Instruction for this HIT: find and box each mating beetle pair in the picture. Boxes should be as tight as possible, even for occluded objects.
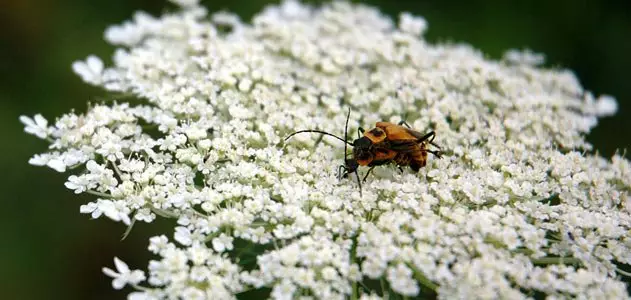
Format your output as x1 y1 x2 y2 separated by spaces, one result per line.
285 110 442 194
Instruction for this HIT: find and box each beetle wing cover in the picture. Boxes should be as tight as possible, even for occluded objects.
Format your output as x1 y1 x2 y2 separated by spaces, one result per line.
388 140 420 153
376 122 436 146
375 122 436 153
375 122 417 141
356 157 372 166
376 122 434 142
364 127 388 144
372 147 397 161
403 128 432 141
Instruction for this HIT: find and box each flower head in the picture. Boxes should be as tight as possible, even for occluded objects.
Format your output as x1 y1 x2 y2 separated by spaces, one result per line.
22 0 631 298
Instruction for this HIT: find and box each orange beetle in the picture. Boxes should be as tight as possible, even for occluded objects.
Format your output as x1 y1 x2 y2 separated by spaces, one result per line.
285 110 442 195
355 121 441 179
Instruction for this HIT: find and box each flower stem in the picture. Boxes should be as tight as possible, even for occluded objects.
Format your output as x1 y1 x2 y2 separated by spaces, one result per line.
411 267 438 292
121 217 137 240
615 268 631 277
350 235 358 300
380 278 388 299
86 190 113 198
150 207 179 218
531 257 581 265
110 161 124 180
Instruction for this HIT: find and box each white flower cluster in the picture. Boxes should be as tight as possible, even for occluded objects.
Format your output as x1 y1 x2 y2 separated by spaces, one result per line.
21 0 631 298
244 234 361 300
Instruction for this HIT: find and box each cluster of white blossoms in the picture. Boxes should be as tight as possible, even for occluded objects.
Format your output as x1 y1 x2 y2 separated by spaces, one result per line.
21 0 631 299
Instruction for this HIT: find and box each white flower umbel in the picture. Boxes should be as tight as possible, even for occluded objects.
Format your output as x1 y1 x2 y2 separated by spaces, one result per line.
21 0 631 298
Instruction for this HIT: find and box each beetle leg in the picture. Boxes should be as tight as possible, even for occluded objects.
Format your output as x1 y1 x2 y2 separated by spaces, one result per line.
362 166 376 183
398 120 412 128
337 165 347 180
416 131 444 150
416 131 435 143
428 149 443 158
358 127 365 139
425 132 442 149
355 169 363 197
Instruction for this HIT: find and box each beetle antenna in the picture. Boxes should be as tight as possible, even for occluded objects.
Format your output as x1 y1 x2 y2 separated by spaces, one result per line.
344 108 351 156
285 130 352 145
355 169 362 197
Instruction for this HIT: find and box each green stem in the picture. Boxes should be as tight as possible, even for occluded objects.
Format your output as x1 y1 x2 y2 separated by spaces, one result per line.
531 257 581 265
110 161 124 180
350 235 358 300
484 236 505 248
411 268 438 291
86 190 113 198
204 231 221 242
150 207 179 218
616 268 631 277
121 217 137 240
380 278 388 299
131 284 149 291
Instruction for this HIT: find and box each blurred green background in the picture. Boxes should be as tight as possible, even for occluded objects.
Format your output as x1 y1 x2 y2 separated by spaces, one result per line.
1 0 630 299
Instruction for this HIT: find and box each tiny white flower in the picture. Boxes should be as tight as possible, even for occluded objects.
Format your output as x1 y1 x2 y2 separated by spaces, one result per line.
386 263 419 296
134 208 155 223
174 226 192 246
271 279 296 300
65 175 90 194
211 233 234 252
27 153 51 166
503 49 545 66
19 114 49 139
399 12 427 36
105 21 145 46
46 158 67 172
169 0 199 8
188 242 209 265
189 265 209 282
102 257 146 289
359 293 383 300
128 291 161 300
79 202 101 219
594 95 618 116
148 235 170 254
72 55 104 84
95 200 132 225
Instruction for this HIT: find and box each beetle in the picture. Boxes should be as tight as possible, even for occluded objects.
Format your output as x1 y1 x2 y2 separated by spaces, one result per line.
285 109 442 195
